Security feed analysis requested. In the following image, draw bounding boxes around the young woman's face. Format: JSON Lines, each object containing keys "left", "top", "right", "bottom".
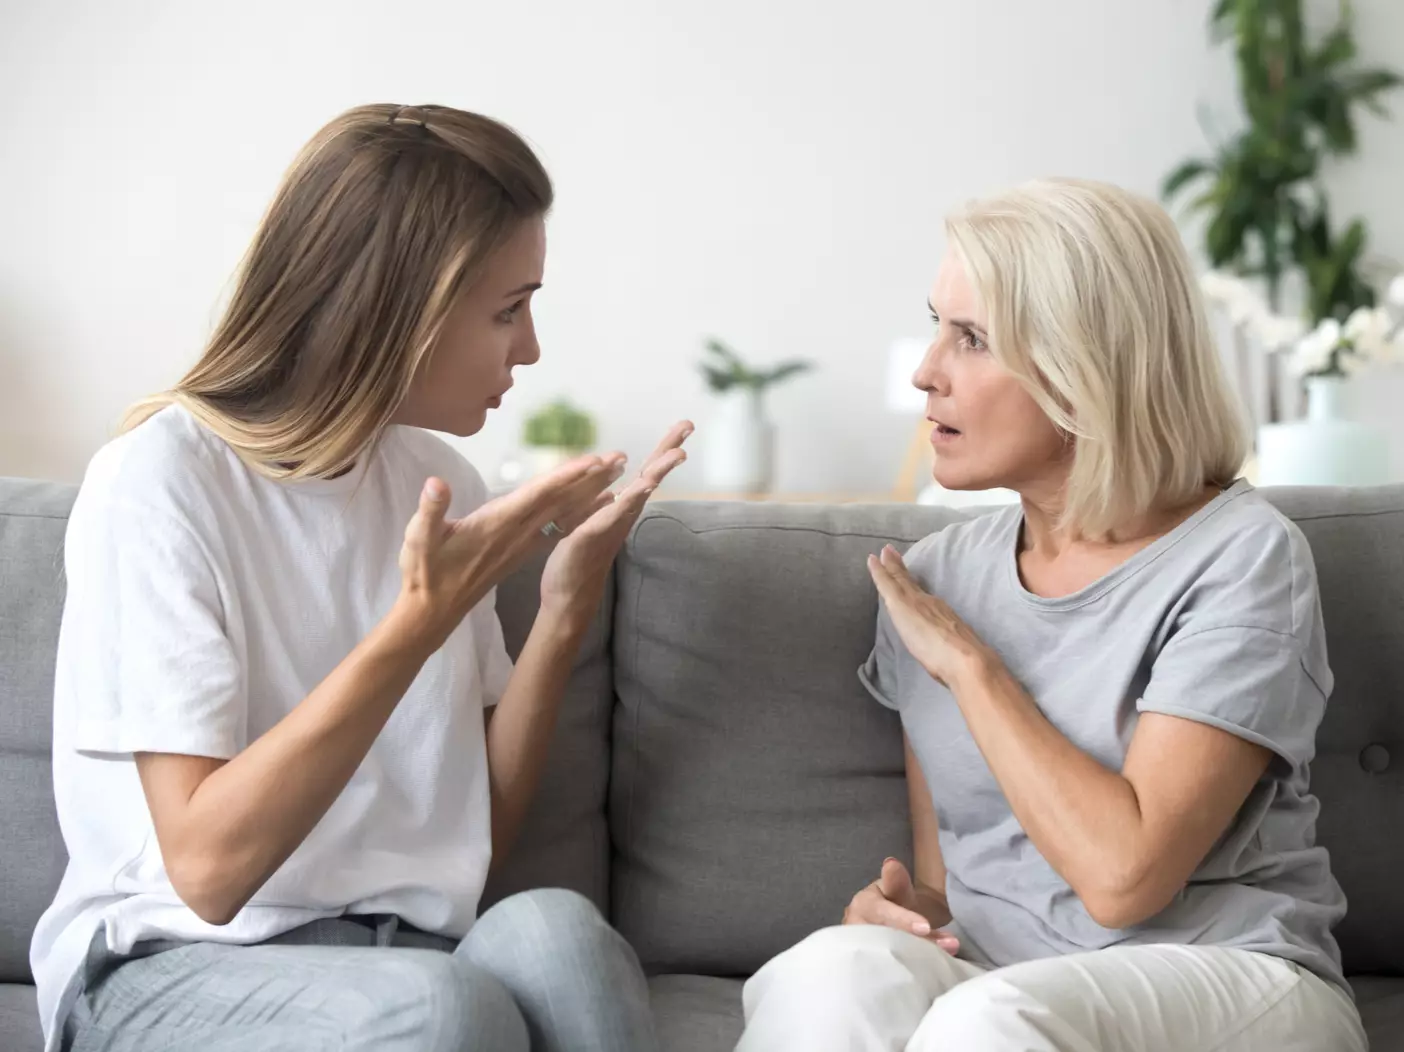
{"left": 915, "top": 249, "right": 1068, "bottom": 493}
{"left": 398, "top": 216, "right": 547, "bottom": 437}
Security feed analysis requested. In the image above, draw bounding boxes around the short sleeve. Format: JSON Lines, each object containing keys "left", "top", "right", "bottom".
{"left": 472, "top": 591, "right": 514, "bottom": 709}
{"left": 1138, "top": 626, "right": 1325, "bottom": 768}
{"left": 858, "top": 600, "right": 902, "bottom": 711}
{"left": 61, "top": 495, "right": 245, "bottom": 758}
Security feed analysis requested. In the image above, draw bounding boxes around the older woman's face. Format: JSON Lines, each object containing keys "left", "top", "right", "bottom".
{"left": 914, "top": 250, "right": 1068, "bottom": 494}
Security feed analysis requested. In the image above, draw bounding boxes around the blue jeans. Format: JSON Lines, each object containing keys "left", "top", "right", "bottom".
{"left": 62, "top": 889, "right": 657, "bottom": 1052}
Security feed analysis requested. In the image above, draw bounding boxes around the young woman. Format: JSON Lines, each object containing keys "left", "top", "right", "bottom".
{"left": 737, "top": 179, "right": 1366, "bottom": 1051}
{"left": 32, "top": 103, "right": 689, "bottom": 1052}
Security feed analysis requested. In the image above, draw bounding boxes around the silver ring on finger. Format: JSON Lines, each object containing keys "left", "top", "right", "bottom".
{"left": 540, "top": 520, "right": 566, "bottom": 539}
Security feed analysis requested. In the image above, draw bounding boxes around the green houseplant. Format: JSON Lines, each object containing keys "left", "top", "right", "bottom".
{"left": 521, "top": 400, "right": 597, "bottom": 476}
{"left": 698, "top": 338, "right": 814, "bottom": 494}
{"left": 1164, "top": 0, "right": 1399, "bottom": 322}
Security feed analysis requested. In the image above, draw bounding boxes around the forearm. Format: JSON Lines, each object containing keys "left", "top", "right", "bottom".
{"left": 951, "top": 658, "right": 1148, "bottom": 912}
{"left": 484, "top": 607, "right": 589, "bottom": 867}
{"left": 148, "top": 604, "right": 434, "bottom": 923}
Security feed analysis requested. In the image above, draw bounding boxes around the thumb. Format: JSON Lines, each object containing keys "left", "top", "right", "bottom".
{"left": 878, "top": 857, "right": 915, "bottom": 904}
{"left": 409, "top": 477, "right": 452, "bottom": 543}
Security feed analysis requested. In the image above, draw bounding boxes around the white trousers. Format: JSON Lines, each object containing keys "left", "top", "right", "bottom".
{"left": 736, "top": 925, "right": 1366, "bottom": 1052}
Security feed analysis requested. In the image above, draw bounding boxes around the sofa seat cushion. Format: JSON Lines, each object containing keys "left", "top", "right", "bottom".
{"left": 649, "top": 974, "right": 744, "bottom": 1052}
{"left": 0, "top": 983, "right": 43, "bottom": 1052}
{"left": 1352, "top": 975, "right": 1404, "bottom": 1050}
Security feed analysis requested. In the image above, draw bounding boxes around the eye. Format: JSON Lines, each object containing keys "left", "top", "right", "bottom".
{"left": 498, "top": 299, "right": 526, "bottom": 324}
{"left": 959, "top": 328, "right": 987, "bottom": 352}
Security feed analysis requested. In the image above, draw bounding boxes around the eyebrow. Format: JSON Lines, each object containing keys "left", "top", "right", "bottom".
{"left": 928, "top": 301, "right": 986, "bottom": 335}
{"left": 504, "top": 282, "right": 543, "bottom": 299}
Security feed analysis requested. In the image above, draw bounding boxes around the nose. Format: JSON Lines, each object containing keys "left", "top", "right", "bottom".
{"left": 912, "top": 339, "right": 950, "bottom": 399}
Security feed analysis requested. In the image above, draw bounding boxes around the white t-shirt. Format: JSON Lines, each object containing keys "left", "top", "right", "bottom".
{"left": 30, "top": 406, "right": 514, "bottom": 1048}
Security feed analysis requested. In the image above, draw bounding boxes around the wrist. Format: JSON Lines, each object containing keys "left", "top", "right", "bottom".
{"left": 949, "top": 644, "right": 1002, "bottom": 697}
{"left": 533, "top": 600, "right": 595, "bottom": 643}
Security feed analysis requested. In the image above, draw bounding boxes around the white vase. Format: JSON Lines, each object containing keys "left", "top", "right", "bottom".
{"left": 702, "top": 389, "right": 774, "bottom": 494}
{"left": 1255, "top": 375, "right": 1390, "bottom": 487}
{"left": 523, "top": 446, "right": 581, "bottom": 478}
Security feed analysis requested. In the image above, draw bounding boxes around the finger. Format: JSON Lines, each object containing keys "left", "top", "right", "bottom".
{"left": 878, "top": 857, "right": 915, "bottom": 905}
{"left": 931, "top": 930, "right": 961, "bottom": 954}
{"left": 495, "top": 455, "right": 608, "bottom": 526}
{"left": 553, "top": 491, "right": 616, "bottom": 536}
{"left": 572, "top": 474, "right": 655, "bottom": 539}
{"left": 406, "top": 477, "right": 453, "bottom": 546}
{"left": 871, "top": 897, "right": 935, "bottom": 937}
{"left": 867, "top": 554, "right": 903, "bottom": 604}
{"left": 638, "top": 446, "right": 687, "bottom": 488}
{"left": 550, "top": 456, "right": 628, "bottom": 525}
{"left": 641, "top": 420, "right": 695, "bottom": 470}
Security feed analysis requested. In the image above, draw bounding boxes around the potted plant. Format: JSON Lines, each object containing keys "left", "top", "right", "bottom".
{"left": 522, "top": 399, "right": 597, "bottom": 477}
{"left": 1162, "top": 0, "right": 1400, "bottom": 426}
{"left": 698, "top": 338, "right": 813, "bottom": 494}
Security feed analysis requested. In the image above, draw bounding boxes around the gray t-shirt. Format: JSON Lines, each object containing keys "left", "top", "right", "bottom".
{"left": 860, "top": 480, "right": 1347, "bottom": 990}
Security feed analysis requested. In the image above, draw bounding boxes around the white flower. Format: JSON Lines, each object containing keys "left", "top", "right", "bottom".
{"left": 1344, "top": 306, "right": 1376, "bottom": 342}
{"left": 1200, "top": 271, "right": 1269, "bottom": 327}
{"left": 1388, "top": 273, "right": 1404, "bottom": 309}
{"left": 1339, "top": 347, "right": 1367, "bottom": 376}
{"left": 1289, "top": 318, "right": 1343, "bottom": 376}
{"left": 1251, "top": 313, "right": 1307, "bottom": 351}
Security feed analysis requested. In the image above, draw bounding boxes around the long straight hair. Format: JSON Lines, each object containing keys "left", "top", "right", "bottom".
{"left": 946, "top": 178, "right": 1248, "bottom": 538}
{"left": 124, "top": 104, "right": 553, "bottom": 479}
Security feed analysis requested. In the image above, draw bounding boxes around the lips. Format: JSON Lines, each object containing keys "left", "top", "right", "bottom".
{"left": 930, "top": 419, "right": 962, "bottom": 436}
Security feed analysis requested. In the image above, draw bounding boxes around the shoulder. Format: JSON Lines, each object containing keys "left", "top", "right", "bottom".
{"left": 1169, "top": 483, "right": 1320, "bottom": 639}
{"left": 902, "top": 504, "right": 1019, "bottom": 590}
{"left": 384, "top": 427, "right": 490, "bottom": 515}
{"left": 74, "top": 406, "right": 232, "bottom": 533}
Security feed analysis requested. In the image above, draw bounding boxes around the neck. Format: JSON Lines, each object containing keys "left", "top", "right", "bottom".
{"left": 1019, "top": 483, "right": 1222, "bottom": 558}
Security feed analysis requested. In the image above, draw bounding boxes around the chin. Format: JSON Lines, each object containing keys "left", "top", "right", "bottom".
{"left": 932, "top": 463, "right": 1004, "bottom": 493}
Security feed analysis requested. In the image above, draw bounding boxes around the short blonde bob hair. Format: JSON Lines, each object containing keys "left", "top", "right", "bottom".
{"left": 946, "top": 178, "right": 1247, "bottom": 539}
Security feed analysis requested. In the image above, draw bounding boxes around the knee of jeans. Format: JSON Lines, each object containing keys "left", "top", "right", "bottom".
{"left": 474, "top": 888, "right": 606, "bottom": 951}
{"left": 366, "top": 952, "right": 527, "bottom": 1052}
{"left": 919, "top": 973, "right": 1029, "bottom": 1040}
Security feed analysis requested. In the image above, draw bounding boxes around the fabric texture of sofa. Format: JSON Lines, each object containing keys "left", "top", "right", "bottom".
{"left": 1, "top": 476, "right": 1402, "bottom": 1050}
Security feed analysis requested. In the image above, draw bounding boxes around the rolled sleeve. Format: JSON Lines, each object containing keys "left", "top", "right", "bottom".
{"left": 64, "top": 497, "right": 245, "bottom": 759}
{"left": 1138, "top": 626, "right": 1325, "bottom": 769}
{"left": 858, "top": 601, "right": 903, "bottom": 711}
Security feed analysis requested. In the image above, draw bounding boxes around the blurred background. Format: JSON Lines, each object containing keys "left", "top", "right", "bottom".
{"left": 2, "top": 0, "right": 1402, "bottom": 497}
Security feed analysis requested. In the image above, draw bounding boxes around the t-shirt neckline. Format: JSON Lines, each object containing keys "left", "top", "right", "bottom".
{"left": 1002, "top": 478, "right": 1252, "bottom": 611}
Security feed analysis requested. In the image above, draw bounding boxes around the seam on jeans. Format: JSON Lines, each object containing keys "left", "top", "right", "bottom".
{"left": 1203, "top": 956, "right": 1304, "bottom": 1052}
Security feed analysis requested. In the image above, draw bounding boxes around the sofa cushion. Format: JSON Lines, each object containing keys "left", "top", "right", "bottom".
{"left": 0, "top": 480, "right": 73, "bottom": 983}
{"left": 610, "top": 501, "right": 970, "bottom": 976}
{"left": 1352, "top": 975, "right": 1404, "bottom": 1049}
{"left": 480, "top": 548, "right": 614, "bottom": 914}
{"left": 0, "top": 983, "right": 44, "bottom": 1052}
{"left": 649, "top": 974, "right": 744, "bottom": 1052}
{"left": 610, "top": 490, "right": 1404, "bottom": 979}
{"left": 1267, "top": 486, "right": 1404, "bottom": 975}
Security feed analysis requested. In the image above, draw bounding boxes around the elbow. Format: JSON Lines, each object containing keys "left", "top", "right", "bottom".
{"left": 166, "top": 852, "right": 246, "bottom": 927}
{"left": 1076, "top": 865, "right": 1178, "bottom": 931}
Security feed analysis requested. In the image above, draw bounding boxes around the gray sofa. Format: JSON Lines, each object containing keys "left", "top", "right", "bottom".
{"left": 2, "top": 477, "right": 1402, "bottom": 1051}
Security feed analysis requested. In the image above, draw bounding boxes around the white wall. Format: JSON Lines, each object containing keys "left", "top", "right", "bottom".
{"left": 3, "top": 0, "right": 1402, "bottom": 491}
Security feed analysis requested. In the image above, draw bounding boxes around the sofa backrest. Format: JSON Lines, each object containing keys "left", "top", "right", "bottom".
{"left": 0, "top": 480, "right": 73, "bottom": 983}
{"left": 609, "top": 490, "right": 1404, "bottom": 978}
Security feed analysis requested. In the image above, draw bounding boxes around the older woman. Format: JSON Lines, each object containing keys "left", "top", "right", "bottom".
{"left": 736, "top": 179, "right": 1365, "bottom": 1051}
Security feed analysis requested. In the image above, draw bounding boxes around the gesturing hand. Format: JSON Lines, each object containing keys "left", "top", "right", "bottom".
{"left": 397, "top": 454, "right": 633, "bottom": 649}
{"left": 843, "top": 858, "right": 960, "bottom": 954}
{"left": 539, "top": 420, "right": 693, "bottom": 626}
{"left": 866, "top": 544, "right": 993, "bottom": 689}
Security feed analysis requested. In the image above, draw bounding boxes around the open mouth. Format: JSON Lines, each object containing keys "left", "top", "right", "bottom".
{"left": 933, "top": 423, "right": 962, "bottom": 436}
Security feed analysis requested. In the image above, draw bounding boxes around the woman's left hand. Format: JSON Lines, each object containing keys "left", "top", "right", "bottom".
{"left": 539, "top": 421, "right": 692, "bottom": 628}
{"left": 867, "top": 544, "right": 993, "bottom": 688}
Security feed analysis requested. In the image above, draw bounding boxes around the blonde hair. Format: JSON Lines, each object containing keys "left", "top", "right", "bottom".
{"left": 123, "top": 104, "right": 553, "bottom": 479}
{"left": 945, "top": 178, "right": 1247, "bottom": 538}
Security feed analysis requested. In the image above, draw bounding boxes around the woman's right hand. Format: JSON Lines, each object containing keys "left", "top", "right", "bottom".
{"left": 843, "top": 857, "right": 960, "bottom": 954}
{"left": 396, "top": 455, "right": 623, "bottom": 649}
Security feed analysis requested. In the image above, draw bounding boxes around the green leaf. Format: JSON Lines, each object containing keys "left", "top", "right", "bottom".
{"left": 1161, "top": 159, "right": 1214, "bottom": 201}
{"left": 759, "top": 361, "right": 814, "bottom": 388}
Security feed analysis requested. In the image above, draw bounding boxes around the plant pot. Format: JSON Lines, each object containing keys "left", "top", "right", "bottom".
{"left": 702, "top": 389, "right": 774, "bottom": 494}
{"left": 523, "top": 446, "right": 584, "bottom": 479}
{"left": 1255, "top": 375, "right": 1390, "bottom": 486}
